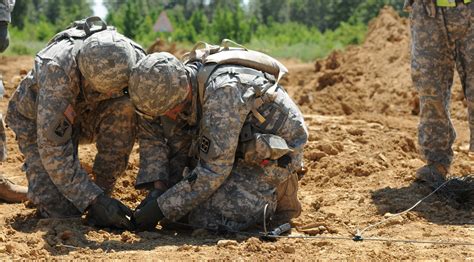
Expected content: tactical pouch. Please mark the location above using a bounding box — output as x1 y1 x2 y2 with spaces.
241 133 293 165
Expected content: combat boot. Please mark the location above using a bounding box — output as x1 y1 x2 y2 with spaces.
0 175 27 203
273 173 301 224
415 163 465 203
415 162 448 188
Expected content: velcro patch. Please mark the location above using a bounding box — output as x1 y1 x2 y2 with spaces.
200 136 211 154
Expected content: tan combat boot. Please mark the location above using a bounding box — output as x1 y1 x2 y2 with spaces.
274 173 301 224
415 162 449 188
0 175 27 203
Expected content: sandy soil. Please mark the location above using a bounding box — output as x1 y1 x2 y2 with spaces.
0 7 473 260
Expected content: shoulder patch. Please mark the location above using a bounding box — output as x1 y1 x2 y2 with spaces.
199 136 211 154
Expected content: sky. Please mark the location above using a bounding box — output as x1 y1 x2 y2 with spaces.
92 0 250 19
93 0 108 19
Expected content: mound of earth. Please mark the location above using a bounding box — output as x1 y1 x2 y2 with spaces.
287 7 467 121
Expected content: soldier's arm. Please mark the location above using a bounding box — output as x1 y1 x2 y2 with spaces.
158 80 249 221
136 115 171 188
36 61 103 213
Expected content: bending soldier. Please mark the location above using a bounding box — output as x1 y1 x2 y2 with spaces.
5 17 144 229
129 49 308 231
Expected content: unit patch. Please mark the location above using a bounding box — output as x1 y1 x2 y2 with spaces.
200 136 211 154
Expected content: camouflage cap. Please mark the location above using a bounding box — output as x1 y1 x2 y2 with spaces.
78 30 137 94
129 52 189 118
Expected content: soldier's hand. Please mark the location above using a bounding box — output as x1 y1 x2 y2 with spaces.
133 195 164 231
86 194 134 230
136 188 166 210
0 22 9 53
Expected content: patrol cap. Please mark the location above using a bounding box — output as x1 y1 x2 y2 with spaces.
78 30 137 94
129 52 189 118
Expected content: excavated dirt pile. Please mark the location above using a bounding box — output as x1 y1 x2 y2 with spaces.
0 7 472 260
289 7 467 120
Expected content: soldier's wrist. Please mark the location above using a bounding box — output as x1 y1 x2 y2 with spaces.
153 180 168 191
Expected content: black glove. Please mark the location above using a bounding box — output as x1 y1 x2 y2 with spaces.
133 194 165 231
86 194 134 230
0 22 9 53
136 188 166 210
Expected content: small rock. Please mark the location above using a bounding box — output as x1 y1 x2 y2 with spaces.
306 151 327 161
282 244 296 254
177 244 193 251
244 237 261 252
5 243 15 254
217 240 238 248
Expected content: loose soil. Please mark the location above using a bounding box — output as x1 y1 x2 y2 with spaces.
0 7 472 260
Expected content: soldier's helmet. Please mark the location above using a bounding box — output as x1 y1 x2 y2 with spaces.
129 52 189 118
78 30 137 94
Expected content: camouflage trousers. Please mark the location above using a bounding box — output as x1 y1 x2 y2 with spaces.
0 114 5 162
6 96 136 217
186 159 300 232
410 2 474 167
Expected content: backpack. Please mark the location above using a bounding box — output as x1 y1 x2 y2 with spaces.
183 39 289 124
46 16 111 58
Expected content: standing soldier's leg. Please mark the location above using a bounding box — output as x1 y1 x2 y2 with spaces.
0 114 5 161
455 26 474 158
91 96 136 193
411 3 456 180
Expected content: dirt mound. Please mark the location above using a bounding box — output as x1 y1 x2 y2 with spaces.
288 7 467 121
146 38 188 58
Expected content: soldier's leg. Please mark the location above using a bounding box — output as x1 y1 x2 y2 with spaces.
274 172 301 223
5 101 80 217
91 96 136 193
188 160 280 232
456 6 474 155
455 42 474 157
0 114 5 161
411 3 456 169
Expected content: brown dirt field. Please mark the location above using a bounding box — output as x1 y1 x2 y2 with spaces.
0 7 473 260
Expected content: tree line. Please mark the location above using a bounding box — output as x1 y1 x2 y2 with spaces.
7 0 404 60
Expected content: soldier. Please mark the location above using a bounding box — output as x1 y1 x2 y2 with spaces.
405 0 474 189
5 17 144 229
0 0 28 203
129 50 308 231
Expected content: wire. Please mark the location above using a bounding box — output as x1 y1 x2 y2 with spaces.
357 179 451 236
265 235 474 246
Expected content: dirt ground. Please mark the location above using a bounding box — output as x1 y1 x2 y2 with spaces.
0 7 473 260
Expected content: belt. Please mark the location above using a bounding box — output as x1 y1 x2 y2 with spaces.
436 0 471 7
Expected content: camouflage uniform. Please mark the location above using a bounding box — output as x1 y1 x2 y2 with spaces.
135 59 308 231
5 27 144 217
0 0 14 23
406 0 474 168
0 0 14 161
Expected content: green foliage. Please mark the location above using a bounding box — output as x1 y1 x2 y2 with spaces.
5 0 404 60
248 22 366 61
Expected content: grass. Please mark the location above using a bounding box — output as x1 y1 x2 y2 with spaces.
2 39 46 56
